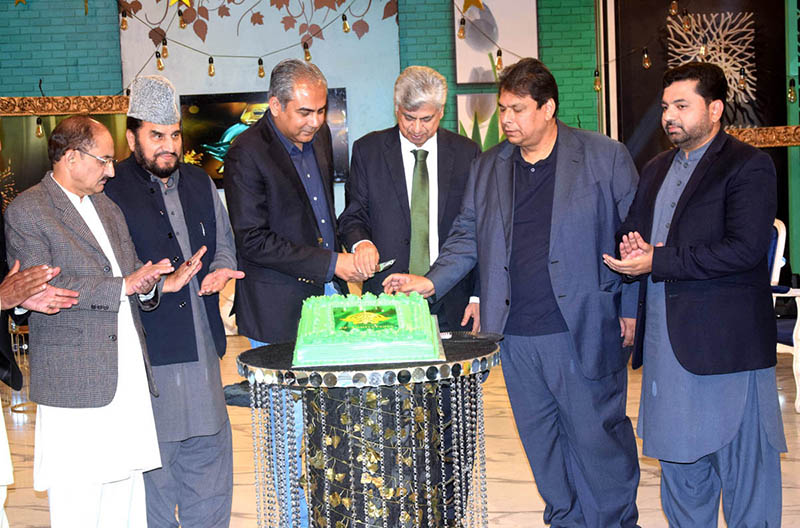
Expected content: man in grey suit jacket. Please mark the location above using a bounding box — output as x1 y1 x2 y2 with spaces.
385 58 641 527
4 116 204 526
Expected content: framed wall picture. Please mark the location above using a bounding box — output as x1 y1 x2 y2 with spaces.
456 93 504 151
454 0 538 84
180 88 350 186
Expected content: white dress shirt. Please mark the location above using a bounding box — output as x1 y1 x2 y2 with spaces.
398 130 440 264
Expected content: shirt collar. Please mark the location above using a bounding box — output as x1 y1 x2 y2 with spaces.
679 138 712 163
148 167 180 189
267 112 313 155
50 172 87 205
513 142 558 168
398 129 438 155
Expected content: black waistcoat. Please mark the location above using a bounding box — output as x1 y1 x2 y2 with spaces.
105 156 225 365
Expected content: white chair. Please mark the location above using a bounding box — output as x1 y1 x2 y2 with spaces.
771 219 800 412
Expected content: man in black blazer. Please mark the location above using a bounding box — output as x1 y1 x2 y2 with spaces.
225 59 365 346
604 62 785 526
338 65 481 331
224 59 366 527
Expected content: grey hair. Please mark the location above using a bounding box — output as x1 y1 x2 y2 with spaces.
394 66 447 112
268 59 327 109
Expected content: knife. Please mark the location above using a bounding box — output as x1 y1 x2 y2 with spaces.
375 259 396 273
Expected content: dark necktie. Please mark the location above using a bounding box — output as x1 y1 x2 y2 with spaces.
409 149 430 276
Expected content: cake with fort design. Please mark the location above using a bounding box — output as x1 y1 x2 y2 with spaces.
293 292 444 367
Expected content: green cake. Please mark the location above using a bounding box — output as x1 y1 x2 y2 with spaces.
293 292 444 367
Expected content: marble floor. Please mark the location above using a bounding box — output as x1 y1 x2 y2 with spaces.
3 337 799 527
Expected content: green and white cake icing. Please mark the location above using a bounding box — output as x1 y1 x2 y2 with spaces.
293 292 443 367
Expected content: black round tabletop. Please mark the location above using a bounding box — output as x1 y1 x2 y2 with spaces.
239 331 502 371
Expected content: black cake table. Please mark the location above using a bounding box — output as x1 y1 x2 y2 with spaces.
237 332 501 528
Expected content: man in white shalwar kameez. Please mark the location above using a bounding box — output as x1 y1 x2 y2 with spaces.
4 116 205 527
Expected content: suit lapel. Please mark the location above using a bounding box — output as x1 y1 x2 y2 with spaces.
385 128 411 227
493 142 515 258
42 176 105 259
641 150 676 239
436 131 454 236
671 130 728 227
91 193 129 272
314 124 338 235
260 116 320 234
549 122 583 254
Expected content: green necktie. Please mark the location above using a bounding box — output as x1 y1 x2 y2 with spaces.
409 148 430 276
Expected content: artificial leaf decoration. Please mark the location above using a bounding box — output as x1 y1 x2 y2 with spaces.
336 0 345 6
148 27 167 47
181 6 196 23
198 6 209 19
299 22 307 35
383 0 397 19
352 19 369 39
314 0 336 9
308 23 323 39
193 18 207 41
301 33 313 47
281 16 296 30
271 0 289 8
251 11 264 25
218 5 230 17
130 1 142 13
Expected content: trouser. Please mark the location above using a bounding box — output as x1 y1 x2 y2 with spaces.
48 471 146 528
500 333 640 528
143 419 233 528
659 374 782 527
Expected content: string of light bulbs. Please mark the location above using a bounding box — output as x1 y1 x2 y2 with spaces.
118 0 362 91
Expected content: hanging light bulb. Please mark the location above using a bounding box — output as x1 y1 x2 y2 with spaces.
457 17 466 39
155 51 164 71
208 56 215 77
669 1 679 16
682 9 691 32
342 14 350 34
178 9 186 29
699 36 707 59
257 58 265 78
495 49 503 70
120 11 128 31
789 79 797 104
738 67 746 89
161 38 169 59
303 42 311 62
642 47 652 69
35 117 44 138
593 69 601 92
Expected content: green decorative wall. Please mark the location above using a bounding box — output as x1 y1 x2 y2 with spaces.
0 1 122 97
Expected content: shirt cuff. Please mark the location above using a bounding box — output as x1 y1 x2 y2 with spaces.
351 239 373 252
469 296 480 304
325 252 338 283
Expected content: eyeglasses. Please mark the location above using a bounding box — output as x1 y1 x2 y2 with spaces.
76 149 116 167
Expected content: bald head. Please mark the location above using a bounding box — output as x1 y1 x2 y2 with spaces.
50 116 116 198
48 116 107 166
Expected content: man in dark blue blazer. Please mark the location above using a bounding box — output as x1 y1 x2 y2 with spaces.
338 65 480 331
386 58 641 528
224 59 367 527
604 62 786 526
